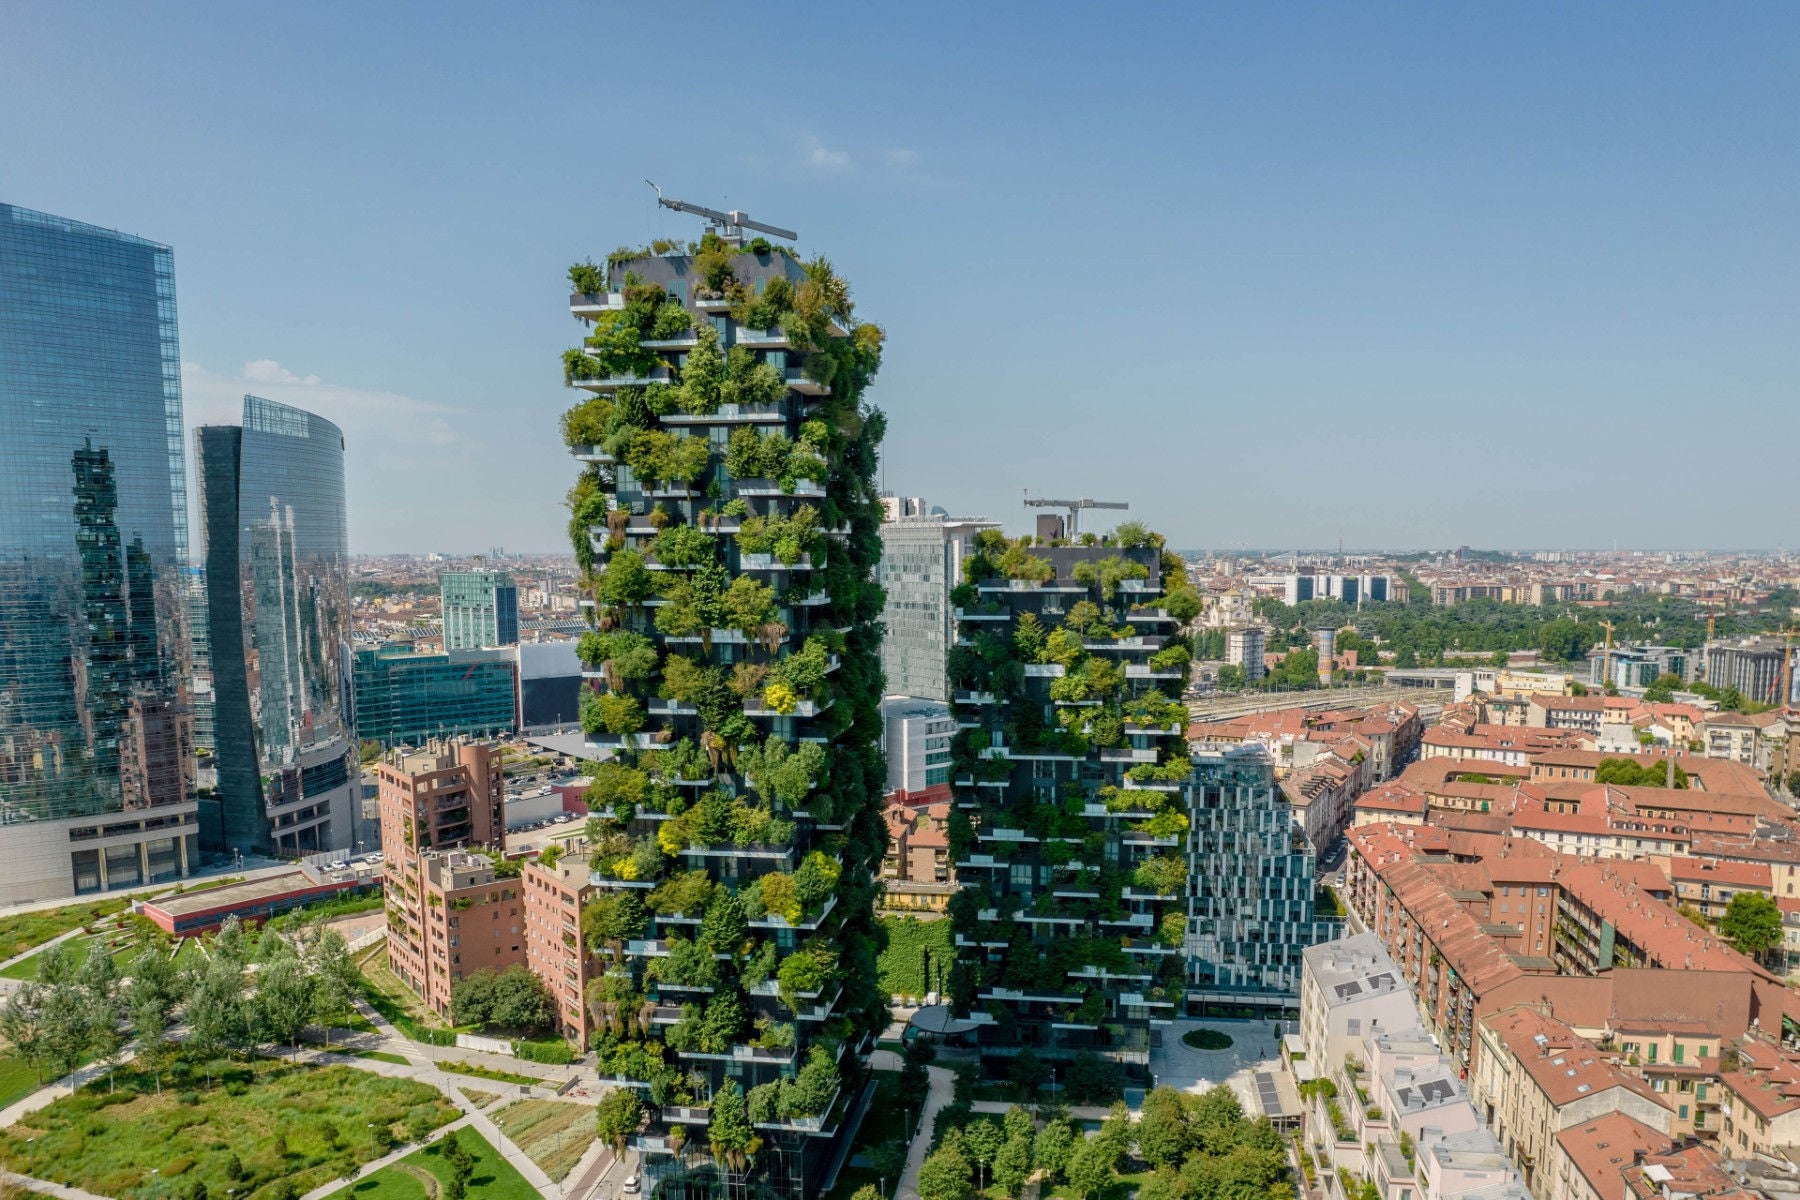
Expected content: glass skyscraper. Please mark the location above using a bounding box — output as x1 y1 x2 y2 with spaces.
439 567 519 650
196 396 355 857
0 203 198 899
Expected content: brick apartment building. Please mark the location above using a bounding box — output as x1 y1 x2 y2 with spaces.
522 850 599 1047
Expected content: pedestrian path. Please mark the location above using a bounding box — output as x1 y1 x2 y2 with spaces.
895 1064 954 1200
295 1116 474 1200
3 1170 115 1200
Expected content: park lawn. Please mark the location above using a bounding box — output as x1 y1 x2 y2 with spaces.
0 1058 457 1200
439 1060 543 1088
876 914 953 999
457 1087 501 1108
0 927 206 981
0 898 130 961
0 1053 50 1110
334 1127 538 1200
823 1068 905 1200
347 1050 413 1067
490 1099 592 1181
353 945 469 1046
1040 1168 1155 1200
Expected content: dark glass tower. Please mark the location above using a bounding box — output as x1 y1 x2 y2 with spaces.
0 203 197 900
196 395 354 857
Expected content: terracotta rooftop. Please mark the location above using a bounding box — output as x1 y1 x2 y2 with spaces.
1482 1006 1667 1111
1553 1112 1670 1200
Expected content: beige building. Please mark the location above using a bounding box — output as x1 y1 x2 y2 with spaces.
1472 1006 1671 1196
1720 1036 1800 1159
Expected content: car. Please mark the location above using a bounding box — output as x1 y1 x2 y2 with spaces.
622 1178 640 1197
556 813 573 823
537 786 552 797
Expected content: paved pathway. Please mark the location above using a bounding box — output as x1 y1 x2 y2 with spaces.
3 1171 115 1200
1150 1018 1286 1113
893 1064 954 1200
295 1116 474 1200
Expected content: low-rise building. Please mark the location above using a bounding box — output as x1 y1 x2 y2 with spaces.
1299 933 1419 1073
385 849 524 1020
1719 1036 1800 1158
880 796 955 911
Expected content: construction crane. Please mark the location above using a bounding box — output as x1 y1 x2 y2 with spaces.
1022 490 1128 538
1598 619 1616 691
646 181 797 242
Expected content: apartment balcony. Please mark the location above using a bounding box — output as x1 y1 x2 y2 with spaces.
695 295 732 312
739 553 814 571
641 332 700 350
661 403 786 425
1100 748 1159 764
568 444 616 465
571 368 673 393
733 327 790 348
570 291 626 318
783 367 830 396
955 608 1012 623
733 477 826 499
1122 722 1182 738
954 691 998 706
1085 637 1161 652
1125 664 1184 681
744 697 831 719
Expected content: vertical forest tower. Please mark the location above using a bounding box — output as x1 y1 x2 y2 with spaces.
559 226 888 1198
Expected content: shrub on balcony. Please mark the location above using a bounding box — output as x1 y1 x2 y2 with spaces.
563 348 603 383
1133 855 1187 897
561 395 613 448
624 429 711 488
568 260 607 294
777 942 837 1010
651 525 717 570
649 870 716 918
1163 587 1202 623
740 735 825 808
595 548 655 606
584 761 651 822
737 505 821 564
577 630 658 680
1072 556 1149 602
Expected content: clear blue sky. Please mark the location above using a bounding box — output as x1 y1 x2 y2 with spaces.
6 3 1796 554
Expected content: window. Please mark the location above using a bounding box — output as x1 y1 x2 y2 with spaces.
1347 1019 1361 1035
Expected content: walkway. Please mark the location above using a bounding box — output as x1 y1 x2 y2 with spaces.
2 1172 114 1200
893 1064 954 1200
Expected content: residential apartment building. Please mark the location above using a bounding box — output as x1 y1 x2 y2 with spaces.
1720 1036 1800 1158
1298 933 1425 1079
522 849 598 1048
880 797 953 912
881 695 955 805
377 738 512 1019
385 849 524 1020
877 507 997 702
1472 1006 1671 1196
440 567 519 650
1225 626 1267 681
1701 636 1798 707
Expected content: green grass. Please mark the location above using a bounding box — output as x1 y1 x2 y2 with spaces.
1182 1029 1234 1051
457 1087 501 1108
0 1053 52 1110
0 1058 457 1200
0 898 131 961
333 1127 538 1200
876 914 953 998
1 925 207 981
490 1099 592 1181
824 1069 907 1200
438 1060 543 1088
353 945 467 1047
346 1050 413 1066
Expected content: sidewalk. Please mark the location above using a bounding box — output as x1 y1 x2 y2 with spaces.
895 1065 954 1200
2 1171 114 1200
295 1116 474 1200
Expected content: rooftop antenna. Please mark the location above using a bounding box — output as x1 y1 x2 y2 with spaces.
645 180 797 243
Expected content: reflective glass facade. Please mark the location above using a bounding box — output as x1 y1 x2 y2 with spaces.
0 203 197 898
196 396 353 856
439 569 519 650
351 645 516 746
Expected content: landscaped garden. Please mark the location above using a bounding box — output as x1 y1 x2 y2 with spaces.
1180 1029 1233 1051
489 1099 593 1181
0 898 131 962
330 1127 537 1200
0 1059 457 1199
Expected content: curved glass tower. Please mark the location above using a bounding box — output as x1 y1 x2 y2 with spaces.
0 203 198 899
197 395 354 856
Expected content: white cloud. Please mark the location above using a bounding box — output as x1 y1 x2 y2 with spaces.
797 133 851 171
882 147 920 167
181 359 457 448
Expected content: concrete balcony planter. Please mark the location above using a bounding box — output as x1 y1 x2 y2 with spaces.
739 553 813 571
570 291 625 315
568 444 616 464
783 367 830 396
663 402 785 425
732 476 826 498
571 368 673 393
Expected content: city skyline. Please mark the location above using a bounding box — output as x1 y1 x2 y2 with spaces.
6 5 1797 552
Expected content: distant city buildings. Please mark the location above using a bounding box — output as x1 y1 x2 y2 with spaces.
351 644 516 745
1701 634 1799 706
877 499 996 701
0 203 199 900
195 395 356 858
881 695 954 805
1282 572 1397 605
440 566 519 650
1226 626 1267 680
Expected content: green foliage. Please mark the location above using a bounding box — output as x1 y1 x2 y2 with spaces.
1720 892 1783 958
623 429 711 488
568 261 606 294
1594 757 1688 788
450 966 555 1032
876 915 954 997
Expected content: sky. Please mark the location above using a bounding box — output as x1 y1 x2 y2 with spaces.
4 3 1797 555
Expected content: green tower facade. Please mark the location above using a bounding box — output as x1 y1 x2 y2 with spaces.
559 232 888 1198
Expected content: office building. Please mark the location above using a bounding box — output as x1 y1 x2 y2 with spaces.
351 644 516 745
1183 745 1339 1010
0 203 199 900
1588 643 1689 691
1226 626 1267 680
195 396 355 857
948 539 1189 1081
440 567 519 650
559 233 889 1199
376 739 512 1018
514 639 583 733
878 506 998 701
881 695 955 804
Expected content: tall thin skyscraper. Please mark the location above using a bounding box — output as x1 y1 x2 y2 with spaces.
877 503 996 701
440 567 519 649
0 203 197 900
196 396 355 856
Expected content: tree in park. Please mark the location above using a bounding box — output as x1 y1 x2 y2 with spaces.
1094 1100 1134 1167
1720 892 1784 962
452 964 555 1031
306 927 359 1048
963 1118 1003 1189
0 981 48 1086
441 1132 476 1200
184 958 247 1081
258 955 316 1056
1064 1048 1123 1103
1064 1134 1116 1200
595 1087 644 1157
993 1130 1034 1197
77 940 124 1089
1136 1086 1193 1169
1033 1118 1076 1180
850 1188 884 1200
917 1144 973 1200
